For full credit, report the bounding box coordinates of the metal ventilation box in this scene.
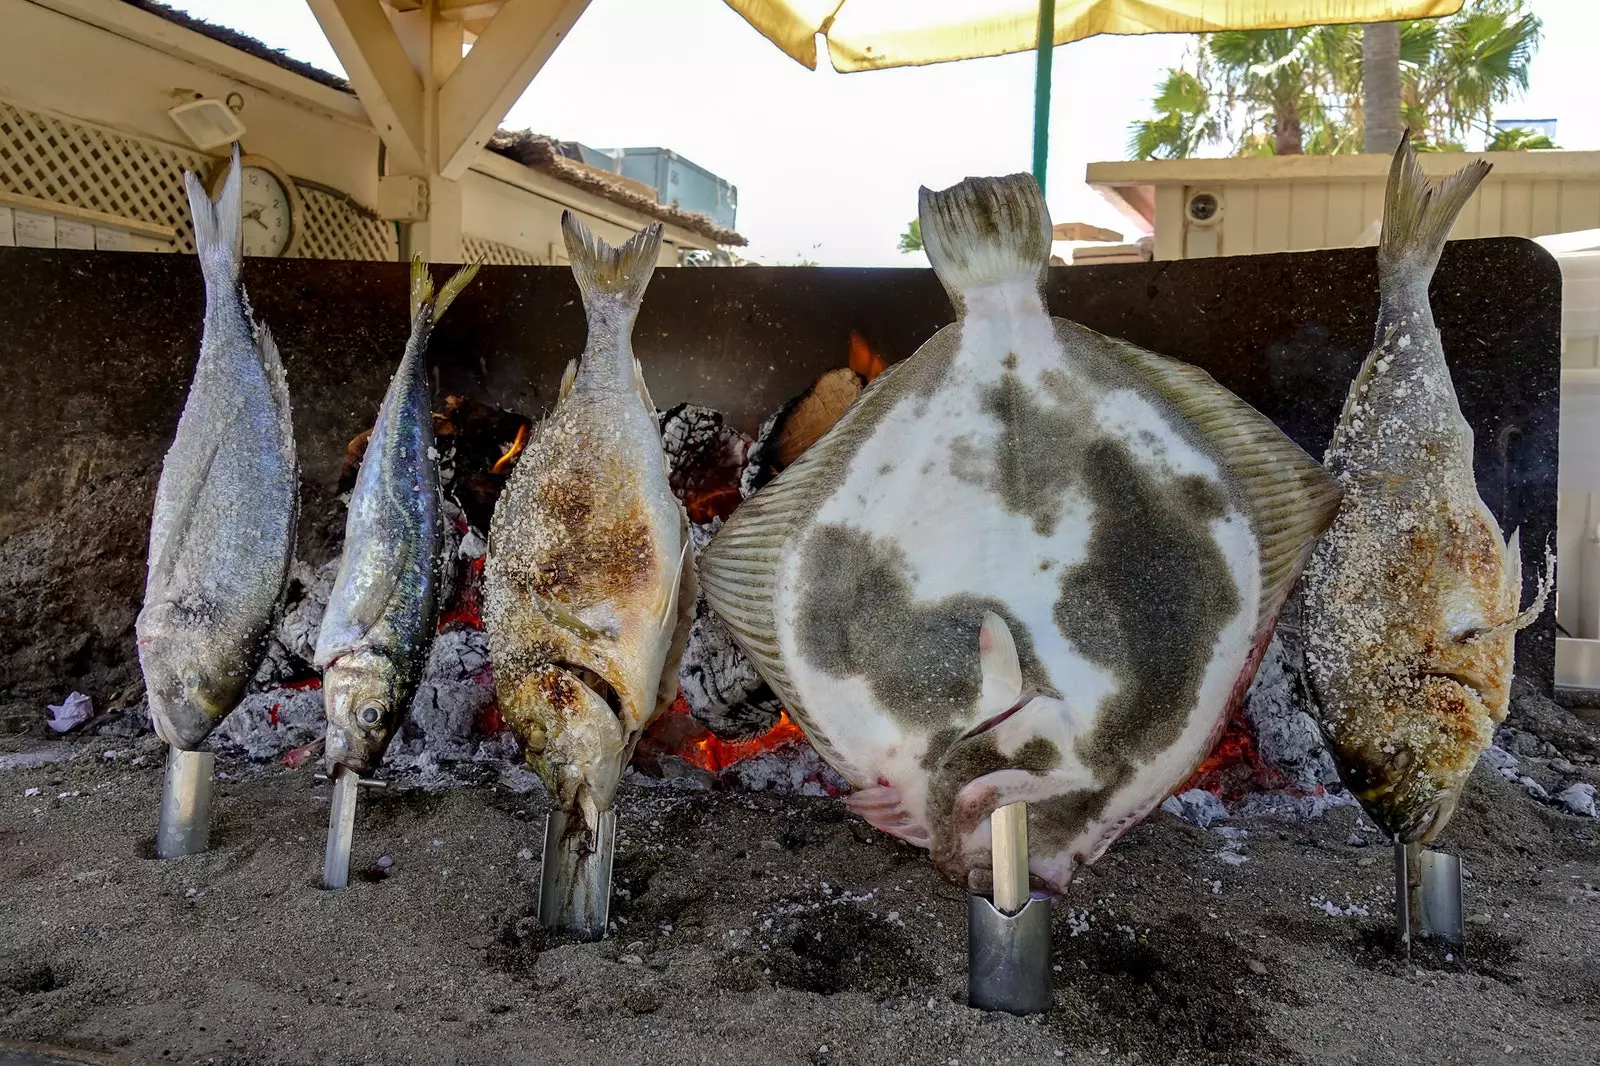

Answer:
[617,148,738,230]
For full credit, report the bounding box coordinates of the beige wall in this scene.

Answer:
[1089,152,1600,261]
[1,0,713,262]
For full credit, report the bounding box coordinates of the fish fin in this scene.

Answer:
[315,556,403,667]
[634,358,658,415]
[653,539,691,635]
[254,323,299,486]
[531,592,603,644]
[558,359,578,402]
[410,255,482,323]
[1462,528,1554,644]
[1104,338,1343,636]
[561,211,663,314]
[1378,134,1491,291]
[184,143,242,289]
[146,433,225,597]
[844,785,931,848]
[918,174,1051,307]
[655,506,697,713]
[978,612,1024,717]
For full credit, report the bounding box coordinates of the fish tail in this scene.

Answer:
[917,174,1051,307]
[409,255,482,323]
[184,143,243,290]
[1378,133,1491,290]
[561,211,663,317]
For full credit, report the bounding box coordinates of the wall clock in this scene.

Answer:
[207,153,298,257]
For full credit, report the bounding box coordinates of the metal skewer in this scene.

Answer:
[317,767,388,890]
[538,808,616,941]
[156,746,215,859]
[968,801,1052,1014]
[1395,840,1464,950]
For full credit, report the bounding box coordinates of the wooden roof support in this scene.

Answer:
[437,0,591,180]
[305,0,427,173]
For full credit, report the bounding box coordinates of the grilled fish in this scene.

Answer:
[1302,139,1549,844]
[136,146,299,751]
[700,173,1341,896]
[315,257,480,775]
[484,214,693,927]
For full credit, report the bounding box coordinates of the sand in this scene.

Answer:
[1,728,1597,1066]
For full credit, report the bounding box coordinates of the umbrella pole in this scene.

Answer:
[1032,0,1056,186]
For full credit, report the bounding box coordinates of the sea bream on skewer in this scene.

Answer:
[484,214,694,934]
[137,146,298,752]
[1301,139,1551,846]
[700,173,1341,895]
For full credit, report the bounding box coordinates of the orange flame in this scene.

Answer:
[492,423,530,475]
[676,710,807,774]
[848,330,888,382]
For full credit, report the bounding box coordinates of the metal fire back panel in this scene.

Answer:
[0,240,1560,708]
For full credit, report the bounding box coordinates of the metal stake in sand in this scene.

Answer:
[1394,840,1464,950]
[968,801,1052,1014]
[317,767,388,891]
[538,808,617,941]
[156,746,215,859]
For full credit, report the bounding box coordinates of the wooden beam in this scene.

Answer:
[437,0,591,180]
[1052,221,1122,243]
[439,0,505,19]
[305,0,427,173]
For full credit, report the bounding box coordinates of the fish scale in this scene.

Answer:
[702,172,1340,895]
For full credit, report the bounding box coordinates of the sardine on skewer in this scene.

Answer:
[137,145,299,855]
[484,214,694,938]
[1302,137,1550,854]
[314,256,479,888]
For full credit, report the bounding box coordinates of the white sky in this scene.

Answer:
[169,0,1600,266]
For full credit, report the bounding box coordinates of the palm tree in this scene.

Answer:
[1486,125,1557,151]
[1127,69,1217,160]
[1125,0,1541,159]
[1362,22,1402,152]
[898,219,922,253]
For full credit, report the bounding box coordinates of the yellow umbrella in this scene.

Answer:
[722,0,1465,181]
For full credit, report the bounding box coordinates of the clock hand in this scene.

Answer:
[242,207,266,227]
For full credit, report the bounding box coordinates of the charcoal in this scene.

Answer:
[253,559,338,686]
[216,688,325,761]
[678,519,783,739]
[1240,611,1338,793]
[659,403,749,524]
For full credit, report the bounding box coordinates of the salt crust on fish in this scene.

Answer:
[1302,139,1549,845]
[701,173,1340,893]
[137,146,298,751]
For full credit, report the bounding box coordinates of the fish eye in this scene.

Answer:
[357,702,385,727]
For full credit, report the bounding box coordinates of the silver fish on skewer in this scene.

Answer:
[1302,138,1551,848]
[315,256,480,778]
[137,145,299,754]
[700,173,1340,897]
[484,214,694,937]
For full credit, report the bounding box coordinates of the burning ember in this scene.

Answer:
[492,422,529,475]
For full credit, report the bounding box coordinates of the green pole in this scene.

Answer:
[1032,0,1055,187]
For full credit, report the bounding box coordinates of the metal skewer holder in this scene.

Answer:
[538,808,617,941]
[1395,841,1464,950]
[156,746,215,859]
[968,801,1052,1014]
[318,766,388,890]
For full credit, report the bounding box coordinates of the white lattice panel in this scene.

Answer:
[464,234,541,266]
[0,98,394,261]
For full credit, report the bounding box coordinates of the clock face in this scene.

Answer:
[239,166,293,257]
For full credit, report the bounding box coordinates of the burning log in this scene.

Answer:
[741,331,891,496]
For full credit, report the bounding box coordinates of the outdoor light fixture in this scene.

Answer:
[168,97,247,151]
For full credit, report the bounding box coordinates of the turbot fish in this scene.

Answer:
[484,213,693,935]
[700,174,1340,896]
[315,256,479,777]
[1302,139,1549,846]
[136,145,298,752]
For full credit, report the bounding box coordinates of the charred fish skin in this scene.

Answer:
[484,212,693,834]
[1303,138,1547,845]
[701,174,1340,896]
[314,258,480,776]
[136,145,299,752]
